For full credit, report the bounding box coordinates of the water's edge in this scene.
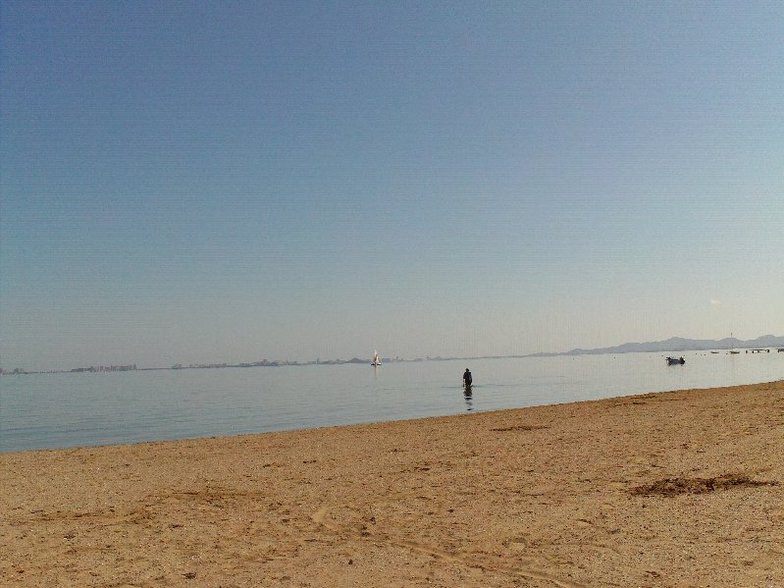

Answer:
[2,352,782,453]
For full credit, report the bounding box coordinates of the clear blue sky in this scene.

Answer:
[2,1,783,370]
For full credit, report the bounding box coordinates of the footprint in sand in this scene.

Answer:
[312,504,586,588]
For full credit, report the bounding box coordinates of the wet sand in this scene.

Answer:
[2,381,782,587]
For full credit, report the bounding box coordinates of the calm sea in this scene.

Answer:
[2,351,783,452]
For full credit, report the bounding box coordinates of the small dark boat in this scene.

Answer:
[666,356,685,365]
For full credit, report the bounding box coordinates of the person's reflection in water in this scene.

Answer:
[463,384,474,412]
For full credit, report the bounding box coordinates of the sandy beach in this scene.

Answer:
[2,381,782,587]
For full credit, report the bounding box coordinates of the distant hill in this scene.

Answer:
[566,335,784,355]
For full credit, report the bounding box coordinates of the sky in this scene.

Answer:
[2,1,783,371]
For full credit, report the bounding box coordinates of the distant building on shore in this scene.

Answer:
[70,364,137,373]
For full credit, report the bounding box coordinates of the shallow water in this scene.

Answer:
[2,351,782,452]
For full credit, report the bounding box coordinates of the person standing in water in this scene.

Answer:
[463,368,472,387]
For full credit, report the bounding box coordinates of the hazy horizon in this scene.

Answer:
[5,332,784,374]
[2,2,783,372]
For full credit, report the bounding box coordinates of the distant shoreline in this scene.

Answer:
[4,335,784,376]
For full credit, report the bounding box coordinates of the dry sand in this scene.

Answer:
[2,381,782,587]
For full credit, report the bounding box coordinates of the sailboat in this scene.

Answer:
[371,350,381,366]
[728,332,740,354]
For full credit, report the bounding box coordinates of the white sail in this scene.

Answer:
[371,350,381,366]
